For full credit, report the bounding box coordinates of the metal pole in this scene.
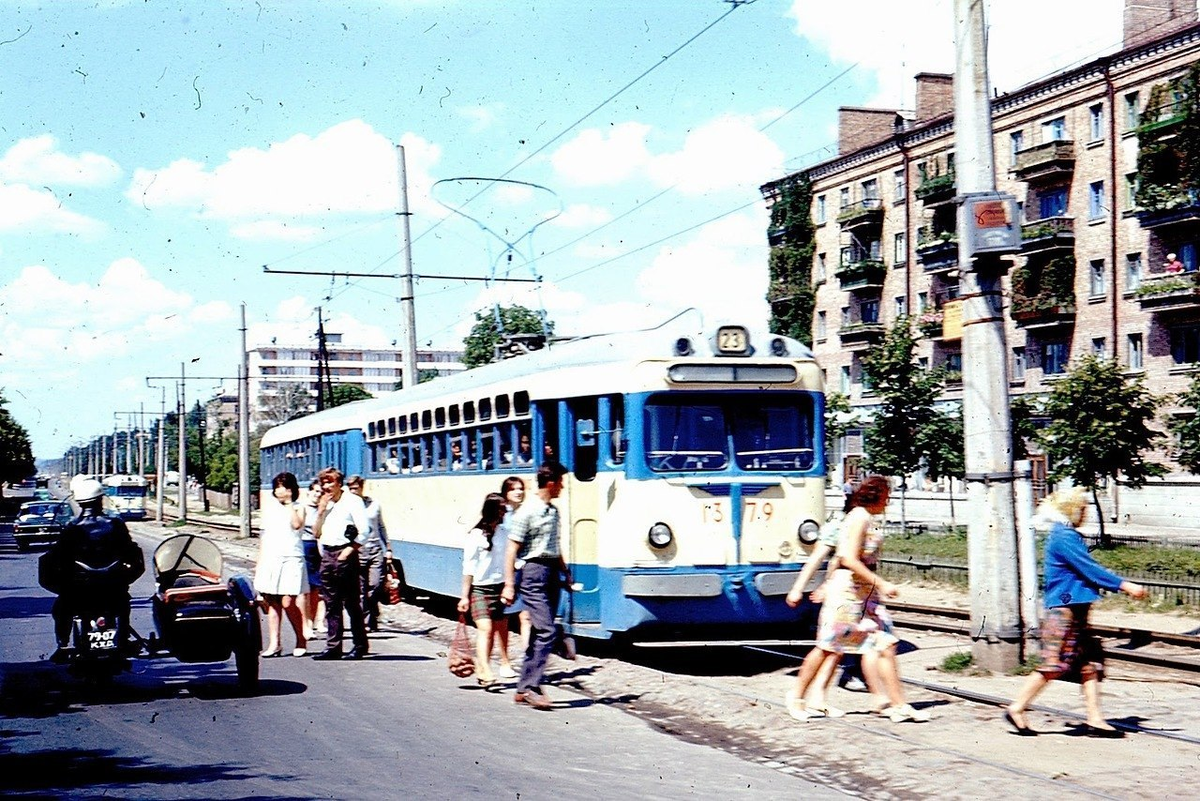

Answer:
[178,363,187,519]
[954,0,1022,671]
[156,389,165,523]
[395,144,420,389]
[238,303,252,539]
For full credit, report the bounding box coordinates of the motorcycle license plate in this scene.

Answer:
[87,629,119,650]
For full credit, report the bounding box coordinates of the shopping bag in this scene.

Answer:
[382,563,403,606]
[448,614,475,677]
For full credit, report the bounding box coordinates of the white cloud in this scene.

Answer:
[550,122,652,186]
[126,121,443,227]
[647,115,785,196]
[457,103,504,133]
[553,203,614,229]
[247,295,395,351]
[0,135,121,186]
[787,1,1125,108]
[0,183,106,235]
[229,220,323,241]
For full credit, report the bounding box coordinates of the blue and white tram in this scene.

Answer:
[102,474,149,520]
[259,320,826,640]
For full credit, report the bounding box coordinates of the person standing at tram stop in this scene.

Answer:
[458,493,519,688]
[501,461,571,710]
[255,472,309,658]
[1005,487,1148,737]
[300,479,327,639]
[346,475,390,632]
[813,475,930,723]
[500,474,531,655]
[312,467,371,660]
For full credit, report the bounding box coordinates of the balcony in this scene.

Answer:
[1020,216,1075,253]
[1134,188,1200,229]
[1010,300,1076,329]
[836,259,886,291]
[1134,271,1200,312]
[916,230,959,273]
[837,198,884,229]
[915,172,956,205]
[838,321,886,348]
[1138,102,1186,137]
[916,311,944,339]
[1012,140,1075,182]
[766,221,806,247]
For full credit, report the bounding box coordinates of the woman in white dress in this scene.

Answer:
[255,472,309,657]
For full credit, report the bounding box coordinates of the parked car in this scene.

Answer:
[13,501,75,551]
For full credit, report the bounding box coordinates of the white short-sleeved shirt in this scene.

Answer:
[317,491,369,548]
[462,528,505,586]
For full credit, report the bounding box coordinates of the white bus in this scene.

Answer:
[103,474,149,520]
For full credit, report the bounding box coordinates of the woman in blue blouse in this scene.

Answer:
[1005,487,1146,737]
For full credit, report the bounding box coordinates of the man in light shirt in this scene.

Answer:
[501,461,571,710]
[346,474,391,632]
[312,467,370,660]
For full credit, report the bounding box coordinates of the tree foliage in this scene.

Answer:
[1136,64,1200,210]
[0,391,35,492]
[329,383,372,407]
[258,383,314,427]
[462,305,553,369]
[1037,355,1166,545]
[860,318,945,483]
[1009,394,1041,461]
[822,390,854,474]
[1169,373,1200,474]
[920,407,965,483]
[765,175,817,344]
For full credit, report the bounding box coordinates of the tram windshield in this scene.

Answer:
[643,394,816,473]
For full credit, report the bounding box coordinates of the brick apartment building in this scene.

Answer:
[762,0,1200,527]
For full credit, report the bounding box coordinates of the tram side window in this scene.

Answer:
[609,396,626,465]
[731,398,815,471]
[644,401,728,472]
[537,405,558,463]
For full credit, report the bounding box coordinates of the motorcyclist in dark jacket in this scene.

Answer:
[39,477,144,661]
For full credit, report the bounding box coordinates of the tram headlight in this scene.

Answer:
[770,337,789,357]
[673,337,693,356]
[648,522,674,550]
[797,519,820,545]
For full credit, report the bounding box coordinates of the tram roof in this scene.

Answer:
[260,315,813,447]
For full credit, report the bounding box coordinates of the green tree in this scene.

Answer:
[1009,394,1042,461]
[1037,355,1166,547]
[0,391,36,494]
[765,175,816,343]
[394,369,440,390]
[462,305,553,369]
[822,390,855,476]
[919,406,966,527]
[861,318,946,524]
[329,383,373,407]
[1169,373,1200,474]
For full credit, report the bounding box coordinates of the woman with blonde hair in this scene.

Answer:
[1005,486,1147,737]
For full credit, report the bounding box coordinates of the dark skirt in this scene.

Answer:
[302,540,323,589]
[1038,604,1104,683]
[469,583,507,622]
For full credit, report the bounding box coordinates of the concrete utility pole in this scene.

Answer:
[178,362,188,519]
[238,303,252,539]
[156,389,166,523]
[395,143,420,390]
[953,0,1023,671]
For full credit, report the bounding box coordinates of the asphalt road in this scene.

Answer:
[0,524,836,800]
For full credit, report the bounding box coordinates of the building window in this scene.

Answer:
[1125,91,1140,130]
[861,299,880,324]
[1089,259,1106,296]
[1089,181,1105,220]
[841,306,850,325]
[1040,188,1068,218]
[816,195,826,224]
[840,246,853,267]
[1042,116,1067,142]
[816,252,827,282]
[1125,253,1142,291]
[1010,130,1024,166]
[1128,333,1144,370]
[918,357,930,370]
[945,352,963,374]
[840,365,851,394]
[1126,172,1139,209]
[917,291,929,313]
[862,178,879,201]
[839,187,851,209]
[895,296,907,317]
[1172,325,1200,364]
[1092,337,1107,358]
[1089,104,1104,141]
[894,168,906,202]
[1043,341,1069,375]
[1013,347,1026,380]
[816,311,827,340]
[893,232,906,266]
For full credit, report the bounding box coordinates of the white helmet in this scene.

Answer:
[71,476,104,503]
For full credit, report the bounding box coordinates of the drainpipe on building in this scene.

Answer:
[1104,58,1122,524]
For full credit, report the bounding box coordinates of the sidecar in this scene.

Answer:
[148,534,261,690]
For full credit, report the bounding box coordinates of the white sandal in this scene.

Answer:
[785,690,820,721]
[884,704,931,723]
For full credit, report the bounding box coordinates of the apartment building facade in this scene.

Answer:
[763,1,1200,526]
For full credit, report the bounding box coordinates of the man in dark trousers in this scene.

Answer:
[40,476,144,661]
[501,461,571,710]
[312,467,370,660]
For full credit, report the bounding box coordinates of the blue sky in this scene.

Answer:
[0,0,1130,458]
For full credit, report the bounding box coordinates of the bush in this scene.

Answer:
[941,651,973,673]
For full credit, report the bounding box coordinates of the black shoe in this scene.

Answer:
[1083,724,1125,739]
[367,621,379,633]
[1004,710,1036,737]
[312,649,343,661]
[346,647,369,660]
[49,647,71,664]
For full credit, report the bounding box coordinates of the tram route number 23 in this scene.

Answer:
[701,501,773,524]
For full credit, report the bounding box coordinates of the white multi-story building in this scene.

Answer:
[247,333,465,429]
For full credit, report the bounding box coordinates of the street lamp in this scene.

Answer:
[197,415,209,512]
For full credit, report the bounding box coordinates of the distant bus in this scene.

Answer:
[102,474,149,520]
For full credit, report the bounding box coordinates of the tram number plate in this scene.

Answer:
[87,629,118,650]
[716,326,749,355]
[701,501,774,524]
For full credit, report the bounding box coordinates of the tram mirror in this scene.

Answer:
[575,419,597,447]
